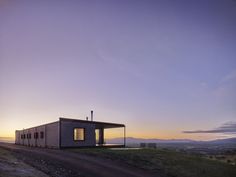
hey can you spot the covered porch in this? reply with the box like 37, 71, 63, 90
94, 121, 126, 147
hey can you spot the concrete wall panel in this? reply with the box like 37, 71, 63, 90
45, 122, 59, 148
60, 120, 96, 147
15, 121, 59, 148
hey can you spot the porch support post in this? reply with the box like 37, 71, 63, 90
124, 126, 126, 147
98, 128, 104, 145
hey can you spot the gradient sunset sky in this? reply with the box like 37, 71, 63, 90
1, 0, 236, 140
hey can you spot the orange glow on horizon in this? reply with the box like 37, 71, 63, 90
0, 132, 232, 142
0, 120, 233, 141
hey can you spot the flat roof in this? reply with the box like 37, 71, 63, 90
60, 117, 125, 129
16, 121, 59, 131
16, 118, 125, 131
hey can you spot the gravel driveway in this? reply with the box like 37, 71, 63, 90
0, 143, 158, 177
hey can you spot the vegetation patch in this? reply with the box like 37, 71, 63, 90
69, 148, 236, 177
205, 150, 236, 166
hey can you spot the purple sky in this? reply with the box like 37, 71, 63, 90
1, 0, 236, 140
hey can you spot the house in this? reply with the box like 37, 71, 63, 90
15, 112, 126, 148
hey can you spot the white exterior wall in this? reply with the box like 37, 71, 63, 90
45, 122, 60, 148
28, 128, 35, 147
36, 125, 46, 147
15, 130, 20, 144
15, 121, 59, 148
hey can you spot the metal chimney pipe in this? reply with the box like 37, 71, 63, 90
91, 110, 93, 121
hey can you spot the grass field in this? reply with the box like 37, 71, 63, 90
206, 154, 236, 166
69, 148, 236, 177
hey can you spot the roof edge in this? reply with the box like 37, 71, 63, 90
59, 117, 125, 127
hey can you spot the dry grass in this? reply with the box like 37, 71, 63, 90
207, 154, 236, 166
70, 148, 236, 177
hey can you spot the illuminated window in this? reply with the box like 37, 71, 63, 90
74, 128, 85, 141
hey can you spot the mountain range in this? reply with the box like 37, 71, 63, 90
106, 137, 236, 145
1, 136, 236, 145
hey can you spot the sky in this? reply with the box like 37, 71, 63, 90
0, 0, 236, 140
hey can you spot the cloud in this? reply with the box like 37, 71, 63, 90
220, 70, 236, 84
183, 121, 236, 134
96, 48, 144, 79
211, 69, 236, 99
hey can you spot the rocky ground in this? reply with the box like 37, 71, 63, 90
0, 143, 156, 177
0, 146, 49, 177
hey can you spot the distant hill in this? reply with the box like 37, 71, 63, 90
0, 137, 14, 143
106, 137, 236, 145
2, 136, 236, 146
207, 137, 236, 144
106, 137, 196, 144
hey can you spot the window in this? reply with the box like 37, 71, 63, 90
27, 134, 30, 139
74, 128, 85, 141
34, 132, 39, 139
21, 134, 23, 139
23, 134, 26, 139
40, 132, 44, 139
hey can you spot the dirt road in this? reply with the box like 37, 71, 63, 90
0, 143, 158, 177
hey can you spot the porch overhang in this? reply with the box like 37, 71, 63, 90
59, 117, 125, 129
